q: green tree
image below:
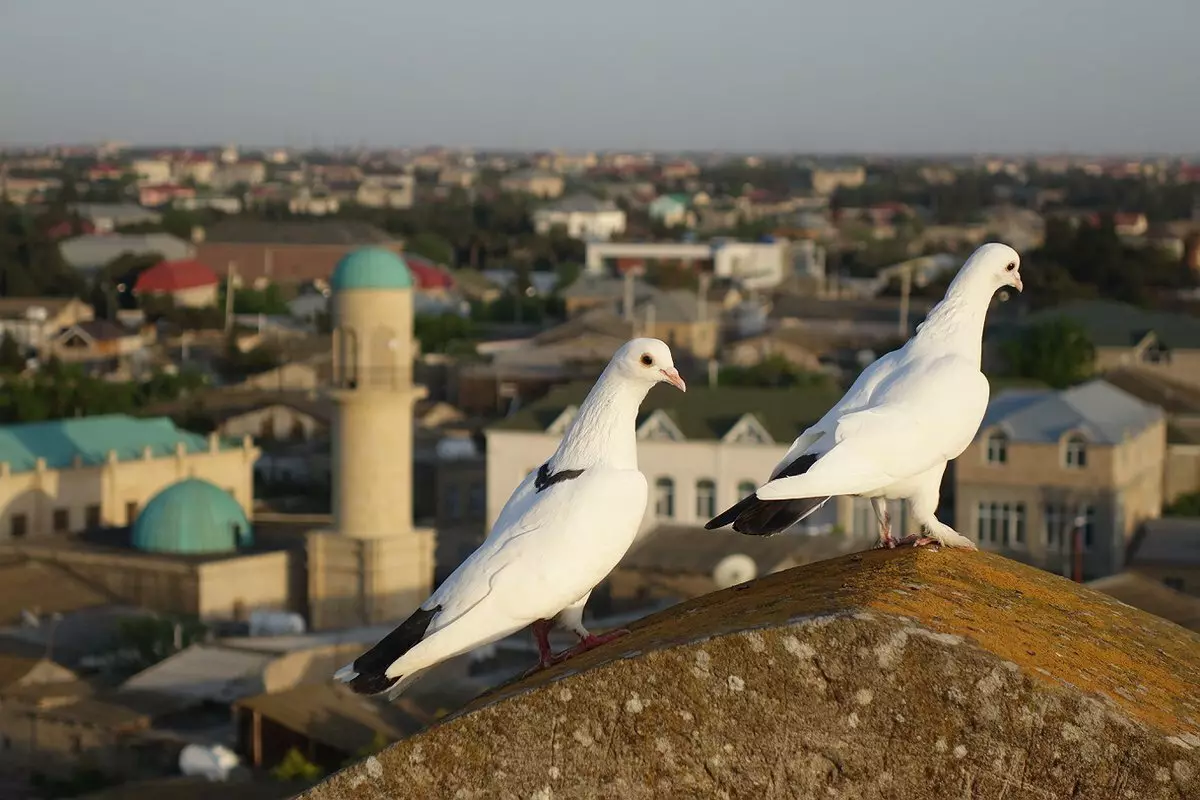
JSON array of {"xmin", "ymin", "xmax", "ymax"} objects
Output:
[
  {"xmin": 1165, "ymin": 491, "xmax": 1200, "ymax": 518},
  {"xmin": 1001, "ymin": 319, "xmax": 1095, "ymax": 389},
  {"xmin": 413, "ymin": 313, "xmax": 477, "ymax": 354},
  {"xmin": 0, "ymin": 332, "xmax": 25, "ymax": 372},
  {"xmin": 272, "ymin": 748, "xmax": 324, "ymax": 782},
  {"xmin": 405, "ymin": 231, "xmax": 455, "ymax": 265},
  {"xmin": 719, "ymin": 354, "xmax": 835, "ymax": 389}
]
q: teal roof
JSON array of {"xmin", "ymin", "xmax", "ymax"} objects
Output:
[
  {"xmin": 132, "ymin": 478, "xmax": 253, "ymax": 554},
  {"xmin": 0, "ymin": 415, "xmax": 242, "ymax": 475},
  {"xmin": 330, "ymin": 247, "xmax": 412, "ymax": 292}
]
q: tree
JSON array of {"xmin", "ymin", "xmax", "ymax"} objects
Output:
[
  {"xmin": 272, "ymin": 748, "xmax": 323, "ymax": 782},
  {"xmin": 719, "ymin": 355, "xmax": 835, "ymax": 390},
  {"xmin": 1001, "ymin": 319, "xmax": 1095, "ymax": 389},
  {"xmin": 1165, "ymin": 491, "xmax": 1200, "ymax": 518},
  {"xmin": 0, "ymin": 332, "xmax": 25, "ymax": 372},
  {"xmin": 405, "ymin": 231, "xmax": 454, "ymax": 265}
]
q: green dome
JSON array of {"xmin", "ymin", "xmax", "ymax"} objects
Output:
[
  {"xmin": 132, "ymin": 478, "xmax": 253, "ymax": 555},
  {"xmin": 330, "ymin": 247, "xmax": 413, "ymax": 292}
]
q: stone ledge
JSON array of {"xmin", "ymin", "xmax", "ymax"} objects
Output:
[{"xmin": 300, "ymin": 548, "xmax": 1200, "ymax": 800}]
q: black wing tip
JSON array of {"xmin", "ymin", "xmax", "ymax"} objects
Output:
[{"xmin": 346, "ymin": 672, "xmax": 401, "ymax": 696}]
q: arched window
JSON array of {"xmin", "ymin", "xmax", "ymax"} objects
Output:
[
  {"xmin": 695, "ymin": 479, "xmax": 716, "ymax": 519},
  {"xmin": 1064, "ymin": 435, "xmax": 1087, "ymax": 469},
  {"xmin": 654, "ymin": 477, "xmax": 675, "ymax": 518},
  {"xmin": 985, "ymin": 432, "xmax": 1008, "ymax": 464},
  {"xmin": 290, "ymin": 419, "xmax": 307, "ymax": 440},
  {"xmin": 737, "ymin": 480, "xmax": 757, "ymax": 498}
]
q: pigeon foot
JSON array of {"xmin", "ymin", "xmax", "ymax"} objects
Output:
[
  {"xmin": 555, "ymin": 628, "xmax": 630, "ymax": 663},
  {"xmin": 897, "ymin": 534, "xmax": 939, "ymax": 548}
]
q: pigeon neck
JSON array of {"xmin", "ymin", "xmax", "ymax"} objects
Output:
[
  {"xmin": 913, "ymin": 276, "xmax": 996, "ymax": 364},
  {"xmin": 554, "ymin": 368, "xmax": 647, "ymax": 471}
]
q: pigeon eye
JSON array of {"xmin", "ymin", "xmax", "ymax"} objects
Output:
[
  {"xmin": 1005, "ymin": 262, "xmax": 1017, "ymax": 272},
  {"xmin": 640, "ymin": 354, "xmax": 654, "ymax": 367}
]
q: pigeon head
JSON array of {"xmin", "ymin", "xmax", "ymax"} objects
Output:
[
  {"xmin": 612, "ymin": 338, "xmax": 686, "ymax": 392},
  {"xmin": 963, "ymin": 242, "xmax": 1022, "ymax": 294}
]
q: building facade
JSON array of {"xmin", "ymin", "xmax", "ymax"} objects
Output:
[{"xmin": 955, "ymin": 380, "xmax": 1165, "ymax": 581}]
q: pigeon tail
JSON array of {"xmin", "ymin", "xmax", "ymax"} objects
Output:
[
  {"xmin": 336, "ymin": 605, "xmax": 441, "ymax": 696},
  {"xmin": 706, "ymin": 453, "xmax": 828, "ymax": 536}
]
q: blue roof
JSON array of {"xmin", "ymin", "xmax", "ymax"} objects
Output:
[
  {"xmin": 132, "ymin": 478, "xmax": 253, "ymax": 555},
  {"xmin": 981, "ymin": 379, "xmax": 1163, "ymax": 445},
  {"xmin": 0, "ymin": 415, "xmax": 241, "ymax": 475},
  {"xmin": 330, "ymin": 247, "xmax": 412, "ymax": 292}
]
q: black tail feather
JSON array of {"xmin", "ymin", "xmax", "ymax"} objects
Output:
[
  {"xmin": 346, "ymin": 604, "xmax": 441, "ymax": 695},
  {"xmin": 705, "ymin": 452, "xmax": 827, "ymax": 536}
]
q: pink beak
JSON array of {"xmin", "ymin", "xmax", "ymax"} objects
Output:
[
  {"xmin": 661, "ymin": 367, "xmax": 687, "ymax": 392},
  {"xmin": 1011, "ymin": 274, "xmax": 1024, "ymax": 293}
]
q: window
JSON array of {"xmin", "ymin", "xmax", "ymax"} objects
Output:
[
  {"xmin": 125, "ymin": 501, "xmax": 138, "ymax": 525},
  {"xmin": 985, "ymin": 432, "xmax": 1008, "ymax": 464},
  {"xmin": 737, "ymin": 481, "xmax": 757, "ymax": 499},
  {"xmin": 654, "ymin": 477, "xmax": 675, "ymax": 518},
  {"xmin": 695, "ymin": 479, "xmax": 716, "ymax": 519},
  {"xmin": 259, "ymin": 418, "xmax": 275, "ymax": 441},
  {"xmin": 290, "ymin": 419, "xmax": 307, "ymax": 440},
  {"xmin": 1045, "ymin": 504, "xmax": 1096, "ymax": 551},
  {"xmin": 1064, "ymin": 436, "xmax": 1087, "ymax": 469},
  {"xmin": 467, "ymin": 484, "xmax": 485, "ymax": 516},
  {"xmin": 52, "ymin": 508, "xmax": 69, "ymax": 533},
  {"xmin": 1164, "ymin": 577, "xmax": 1185, "ymax": 592},
  {"xmin": 976, "ymin": 502, "xmax": 1026, "ymax": 547},
  {"xmin": 10, "ymin": 514, "xmax": 27, "ymax": 539},
  {"xmin": 85, "ymin": 505, "xmax": 101, "ymax": 529},
  {"xmin": 69, "ymin": 734, "xmax": 82, "ymax": 755},
  {"xmin": 445, "ymin": 485, "xmax": 461, "ymax": 521}
]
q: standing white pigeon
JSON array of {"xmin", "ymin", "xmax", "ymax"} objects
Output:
[
  {"xmin": 706, "ymin": 242, "xmax": 1023, "ymax": 549},
  {"xmin": 335, "ymin": 338, "xmax": 686, "ymax": 698}
]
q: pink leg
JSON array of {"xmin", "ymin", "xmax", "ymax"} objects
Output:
[
  {"xmin": 522, "ymin": 619, "xmax": 557, "ymax": 677},
  {"xmin": 554, "ymin": 628, "xmax": 630, "ymax": 663},
  {"xmin": 873, "ymin": 505, "xmax": 895, "ymax": 549},
  {"xmin": 896, "ymin": 533, "xmax": 938, "ymax": 548}
]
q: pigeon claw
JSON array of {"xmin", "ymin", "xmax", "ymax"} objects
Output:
[
  {"xmin": 896, "ymin": 533, "xmax": 939, "ymax": 549},
  {"xmin": 555, "ymin": 628, "xmax": 631, "ymax": 664}
]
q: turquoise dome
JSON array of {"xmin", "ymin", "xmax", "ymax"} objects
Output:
[
  {"xmin": 132, "ymin": 478, "xmax": 253, "ymax": 555},
  {"xmin": 330, "ymin": 247, "xmax": 413, "ymax": 292}
]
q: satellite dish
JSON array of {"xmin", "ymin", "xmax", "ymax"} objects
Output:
[{"xmin": 713, "ymin": 553, "xmax": 758, "ymax": 589}]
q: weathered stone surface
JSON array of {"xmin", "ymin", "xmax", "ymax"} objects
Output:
[{"xmin": 300, "ymin": 548, "xmax": 1200, "ymax": 800}]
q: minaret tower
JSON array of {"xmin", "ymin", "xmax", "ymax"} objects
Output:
[{"xmin": 307, "ymin": 247, "xmax": 434, "ymax": 629}]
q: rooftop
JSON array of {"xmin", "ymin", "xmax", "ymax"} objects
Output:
[
  {"xmin": 132, "ymin": 478, "xmax": 253, "ymax": 555},
  {"xmin": 980, "ymin": 379, "xmax": 1163, "ymax": 444},
  {"xmin": 1089, "ymin": 571, "xmax": 1200, "ymax": 632},
  {"xmin": 621, "ymin": 525, "xmax": 856, "ymax": 578},
  {"xmin": 0, "ymin": 414, "xmax": 245, "ymax": 475},
  {"xmin": 1019, "ymin": 299, "xmax": 1200, "ymax": 350},
  {"xmin": 134, "ymin": 259, "xmax": 220, "ymax": 293},
  {"xmin": 1130, "ymin": 517, "xmax": 1200, "ymax": 567},
  {"xmin": 330, "ymin": 247, "xmax": 412, "ymax": 292},
  {"xmin": 204, "ymin": 219, "xmax": 395, "ymax": 246},
  {"xmin": 490, "ymin": 382, "xmax": 844, "ymax": 441}
]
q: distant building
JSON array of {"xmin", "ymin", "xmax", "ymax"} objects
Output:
[
  {"xmin": 1126, "ymin": 518, "xmax": 1200, "ymax": 597},
  {"xmin": 1007, "ymin": 301, "xmax": 1200, "ymax": 391},
  {"xmin": 811, "ymin": 166, "xmax": 866, "ymax": 195},
  {"xmin": 0, "ymin": 297, "xmax": 94, "ymax": 353},
  {"xmin": 585, "ymin": 239, "xmax": 792, "ymax": 290},
  {"xmin": 355, "ymin": 174, "xmax": 415, "ymax": 209},
  {"xmin": 499, "ymin": 169, "xmax": 564, "ymax": 199},
  {"xmin": 210, "ymin": 161, "xmax": 267, "ymax": 190},
  {"xmin": 487, "ymin": 383, "xmax": 904, "ymax": 540},
  {"xmin": 46, "ymin": 319, "xmax": 146, "ymax": 365},
  {"xmin": 71, "ymin": 203, "xmax": 162, "ymax": 233},
  {"xmin": 648, "ymin": 194, "xmax": 694, "ymax": 228},
  {"xmin": 59, "ymin": 233, "xmax": 195, "ymax": 273},
  {"xmin": 137, "ymin": 184, "xmax": 195, "ymax": 208},
  {"xmin": 131, "ymin": 158, "xmax": 173, "ymax": 186},
  {"xmin": 956, "ymin": 380, "xmax": 1166, "ymax": 581},
  {"xmin": 133, "ymin": 259, "xmax": 220, "ymax": 307},
  {"xmin": 533, "ymin": 194, "xmax": 627, "ymax": 240},
  {"xmin": 195, "ymin": 220, "xmax": 402, "ymax": 285}
]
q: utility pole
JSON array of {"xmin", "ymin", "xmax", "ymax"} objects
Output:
[{"xmin": 224, "ymin": 261, "xmax": 237, "ymax": 333}]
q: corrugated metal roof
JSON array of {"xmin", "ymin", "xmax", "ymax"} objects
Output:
[
  {"xmin": 981, "ymin": 380, "xmax": 1162, "ymax": 444},
  {"xmin": 1130, "ymin": 518, "xmax": 1200, "ymax": 567},
  {"xmin": 0, "ymin": 415, "xmax": 242, "ymax": 475}
]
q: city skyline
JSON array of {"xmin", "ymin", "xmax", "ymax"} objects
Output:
[{"xmin": 2, "ymin": 1, "xmax": 1199, "ymax": 155}]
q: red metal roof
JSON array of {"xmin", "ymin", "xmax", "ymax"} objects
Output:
[
  {"xmin": 134, "ymin": 259, "xmax": 220, "ymax": 293},
  {"xmin": 402, "ymin": 254, "xmax": 455, "ymax": 290}
]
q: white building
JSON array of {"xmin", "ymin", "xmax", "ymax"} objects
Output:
[
  {"xmin": 533, "ymin": 195, "xmax": 627, "ymax": 241},
  {"xmin": 585, "ymin": 239, "xmax": 792, "ymax": 290},
  {"xmin": 131, "ymin": 159, "xmax": 173, "ymax": 186},
  {"xmin": 484, "ymin": 383, "xmax": 909, "ymax": 539}
]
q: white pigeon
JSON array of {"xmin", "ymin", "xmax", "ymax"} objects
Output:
[
  {"xmin": 335, "ymin": 338, "xmax": 687, "ymax": 698},
  {"xmin": 706, "ymin": 242, "xmax": 1023, "ymax": 549}
]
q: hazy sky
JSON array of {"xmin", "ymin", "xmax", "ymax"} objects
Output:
[{"xmin": 2, "ymin": 0, "xmax": 1198, "ymax": 153}]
